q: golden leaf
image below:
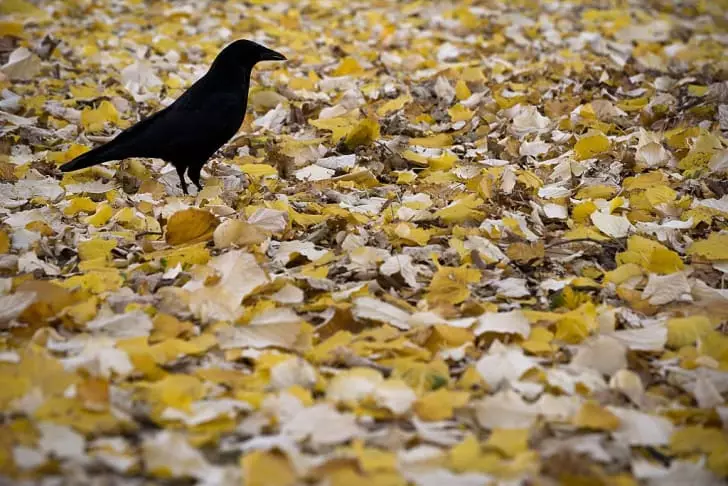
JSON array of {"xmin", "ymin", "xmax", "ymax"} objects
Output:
[{"xmin": 165, "ymin": 208, "xmax": 220, "ymax": 246}]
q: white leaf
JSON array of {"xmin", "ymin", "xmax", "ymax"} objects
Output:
[
  {"xmin": 247, "ymin": 208, "xmax": 288, "ymax": 233},
  {"xmin": 642, "ymin": 272, "xmax": 692, "ymax": 305},
  {"xmin": 380, "ymin": 254, "xmax": 420, "ymax": 288},
  {"xmin": 520, "ymin": 139, "xmax": 551, "ymax": 157},
  {"xmin": 38, "ymin": 422, "xmax": 86, "ymax": 461},
  {"xmin": 271, "ymin": 284, "xmax": 304, "ymax": 304},
  {"xmin": 185, "ymin": 250, "xmax": 269, "ymax": 321},
  {"xmin": 86, "ymin": 310, "xmax": 152, "ymax": 338},
  {"xmin": 216, "ymin": 321, "xmax": 303, "ymax": 350},
  {"xmin": 607, "ymin": 407, "xmax": 674, "ymax": 446},
  {"xmin": 316, "ymin": 154, "xmax": 357, "ymax": 170},
  {"xmin": 121, "ymin": 61, "xmax": 162, "ymax": 96},
  {"xmin": 591, "ymin": 211, "xmax": 633, "ymax": 238},
  {"xmin": 273, "ymin": 240, "xmax": 327, "ymax": 265},
  {"xmin": 571, "ymin": 335, "xmax": 628, "ymax": 377},
  {"xmin": 161, "ymin": 399, "xmax": 252, "ymax": 426},
  {"xmin": 1, "ymin": 48, "xmax": 41, "ymax": 81},
  {"xmin": 611, "ymin": 326, "xmax": 667, "ymax": 351},
  {"xmin": 252, "ymin": 103, "xmax": 288, "ymax": 132},
  {"xmin": 269, "ymin": 357, "xmax": 317, "ymax": 390},
  {"xmin": 352, "ymin": 297, "xmax": 411, "ymax": 330},
  {"xmin": 295, "ymin": 164, "xmax": 334, "ymax": 181},
  {"xmin": 475, "ymin": 340, "xmax": 539, "ymax": 387},
  {"xmin": 282, "ymin": 403, "xmax": 362, "ymax": 447},
  {"xmin": 511, "ymin": 105, "xmax": 551, "ymax": 137},
  {"xmin": 473, "ymin": 310, "xmax": 531, "ymax": 337},
  {"xmin": 0, "ymin": 291, "xmax": 36, "ymax": 325},
  {"xmin": 142, "ymin": 431, "xmax": 213, "ymax": 479},
  {"xmin": 372, "ymin": 379, "xmax": 417, "ymax": 415}
]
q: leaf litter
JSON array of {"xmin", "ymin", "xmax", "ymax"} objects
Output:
[{"xmin": 1, "ymin": 0, "xmax": 728, "ymax": 484}]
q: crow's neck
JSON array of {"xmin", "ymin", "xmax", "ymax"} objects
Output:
[{"xmin": 205, "ymin": 64, "xmax": 254, "ymax": 92}]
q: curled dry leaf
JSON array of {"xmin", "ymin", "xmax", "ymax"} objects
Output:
[{"xmin": 165, "ymin": 208, "xmax": 220, "ymax": 246}]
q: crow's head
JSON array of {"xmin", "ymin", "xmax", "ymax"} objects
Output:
[{"xmin": 213, "ymin": 39, "xmax": 286, "ymax": 70}]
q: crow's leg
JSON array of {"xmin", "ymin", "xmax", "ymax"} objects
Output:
[
  {"xmin": 174, "ymin": 164, "xmax": 189, "ymax": 195},
  {"xmin": 187, "ymin": 163, "xmax": 204, "ymax": 191}
]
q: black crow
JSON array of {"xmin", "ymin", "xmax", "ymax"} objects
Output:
[{"xmin": 59, "ymin": 39, "xmax": 286, "ymax": 194}]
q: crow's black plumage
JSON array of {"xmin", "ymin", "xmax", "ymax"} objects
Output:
[{"xmin": 59, "ymin": 39, "xmax": 286, "ymax": 194}]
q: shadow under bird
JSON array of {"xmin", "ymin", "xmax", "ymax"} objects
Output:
[{"xmin": 59, "ymin": 39, "xmax": 286, "ymax": 194}]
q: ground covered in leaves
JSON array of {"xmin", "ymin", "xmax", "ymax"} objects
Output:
[{"xmin": 1, "ymin": 0, "xmax": 728, "ymax": 484}]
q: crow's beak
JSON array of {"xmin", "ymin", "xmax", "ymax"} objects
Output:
[{"xmin": 262, "ymin": 49, "xmax": 287, "ymax": 61}]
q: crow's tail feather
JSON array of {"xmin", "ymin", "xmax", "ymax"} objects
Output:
[{"xmin": 58, "ymin": 143, "xmax": 120, "ymax": 172}]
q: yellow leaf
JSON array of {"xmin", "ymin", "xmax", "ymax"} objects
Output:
[
  {"xmin": 145, "ymin": 374, "xmax": 205, "ymax": 412},
  {"xmin": 687, "ymin": 85, "xmax": 708, "ymax": 97},
  {"xmin": 409, "ymin": 133, "xmax": 453, "ymax": 148},
  {"xmin": 429, "ymin": 151, "xmax": 458, "ymax": 171},
  {"xmin": 387, "ymin": 222, "xmax": 432, "ymax": 246},
  {"xmin": 484, "ymin": 429, "xmax": 530, "ymax": 458},
  {"xmin": 670, "ymin": 425, "xmax": 728, "ymax": 455},
  {"xmin": 521, "ymin": 327, "xmax": 556, "ymax": 354},
  {"xmin": 241, "ymin": 450, "xmax": 297, "ymax": 486},
  {"xmin": 33, "ymin": 397, "xmax": 129, "ymax": 435},
  {"xmin": 666, "ymin": 126, "xmax": 700, "ymax": 150},
  {"xmin": 461, "ymin": 67, "xmax": 485, "ymax": 82},
  {"xmin": 395, "ymin": 171, "xmax": 417, "ymax": 184},
  {"xmin": 49, "ymin": 143, "xmax": 90, "ymax": 165},
  {"xmin": 165, "ymin": 208, "xmax": 219, "ymax": 246},
  {"xmin": 84, "ymin": 203, "xmax": 113, "ymax": 227},
  {"xmin": 572, "ymin": 401, "xmax": 621, "ymax": 431},
  {"xmin": 435, "ymin": 194, "xmax": 484, "ymax": 224},
  {"xmin": 666, "ymin": 316, "xmax": 714, "ymax": 349},
  {"xmin": 64, "ymin": 197, "xmax": 97, "ymax": 215},
  {"xmin": 350, "ymin": 440, "xmax": 398, "ymax": 474},
  {"xmin": 0, "ymin": 21, "xmax": 24, "ymax": 37},
  {"xmin": 239, "ymin": 163, "xmax": 278, "ymax": 179},
  {"xmin": 574, "ymin": 184, "xmax": 618, "ymax": 200},
  {"xmin": 401, "ymin": 150, "xmax": 430, "ymax": 166},
  {"xmin": 213, "ymin": 219, "xmax": 267, "ymax": 248},
  {"xmin": 426, "ymin": 324, "xmax": 473, "ymax": 351},
  {"xmin": 686, "ymin": 233, "xmax": 728, "ymax": 261},
  {"xmin": 332, "ymin": 56, "xmax": 364, "ymax": 76},
  {"xmin": 603, "ymin": 263, "xmax": 643, "ymax": 285},
  {"xmin": 455, "ymin": 79, "xmax": 472, "ymax": 100},
  {"xmin": 60, "ymin": 269, "xmax": 123, "ymax": 294},
  {"xmin": 645, "ymin": 185, "xmax": 677, "ymax": 206},
  {"xmin": 309, "ymin": 116, "xmax": 357, "ymax": 142},
  {"xmin": 0, "ymin": 229, "xmax": 9, "ymax": 253},
  {"xmin": 616, "ymin": 235, "xmax": 684, "ymax": 274},
  {"xmin": 376, "ymin": 95, "xmax": 411, "ymax": 116},
  {"xmin": 77, "ymin": 238, "xmax": 117, "ymax": 261},
  {"xmin": 572, "ymin": 201, "xmax": 597, "ymax": 222},
  {"xmin": 146, "ymin": 242, "xmax": 211, "ymax": 267},
  {"xmin": 0, "ymin": 0, "xmax": 45, "ymax": 17},
  {"xmin": 81, "ymin": 100, "xmax": 121, "ymax": 133},
  {"xmin": 449, "ymin": 434, "xmax": 481, "ymax": 472},
  {"xmin": 574, "ymin": 131, "xmax": 610, "ymax": 160},
  {"xmin": 62, "ymin": 297, "xmax": 99, "ymax": 327},
  {"xmin": 555, "ymin": 302, "xmax": 598, "ymax": 343},
  {"xmin": 617, "ymin": 96, "xmax": 648, "ymax": 112},
  {"xmin": 413, "ymin": 389, "xmax": 470, "ymax": 421},
  {"xmin": 623, "ymin": 171, "xmax": 667, "ymax": 191},
  {"xmin": 427, "ymin": 265, "xmax": 481, "ymax": 305},
  {"xmin": 448, "ymin": 103, "xmax": 474, "ymax": 122},
  {"xmin": 149, "ymin": 336, "xmax": 217, "ymax": 364},
  {"xmin": 345, "ymin": 118, "xmax": 380, "ymax": 149},
  {"xmin": 69, "ymin": 85, "xmax": 100, "ymax": 99},
  {"xmin": 0, "ymin": 347, "xmax": 78, "ymax": 409},
  {"xmin": 563, "ymin": 226, "xmax": 610, "ymax": 242},
  {"xmin": 516, "ymin": 170, "xmax": 543, "ymax": 190},
  {"xmin": 506, "ymin": 241, "xmax": 545, "ymax": 264}
]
